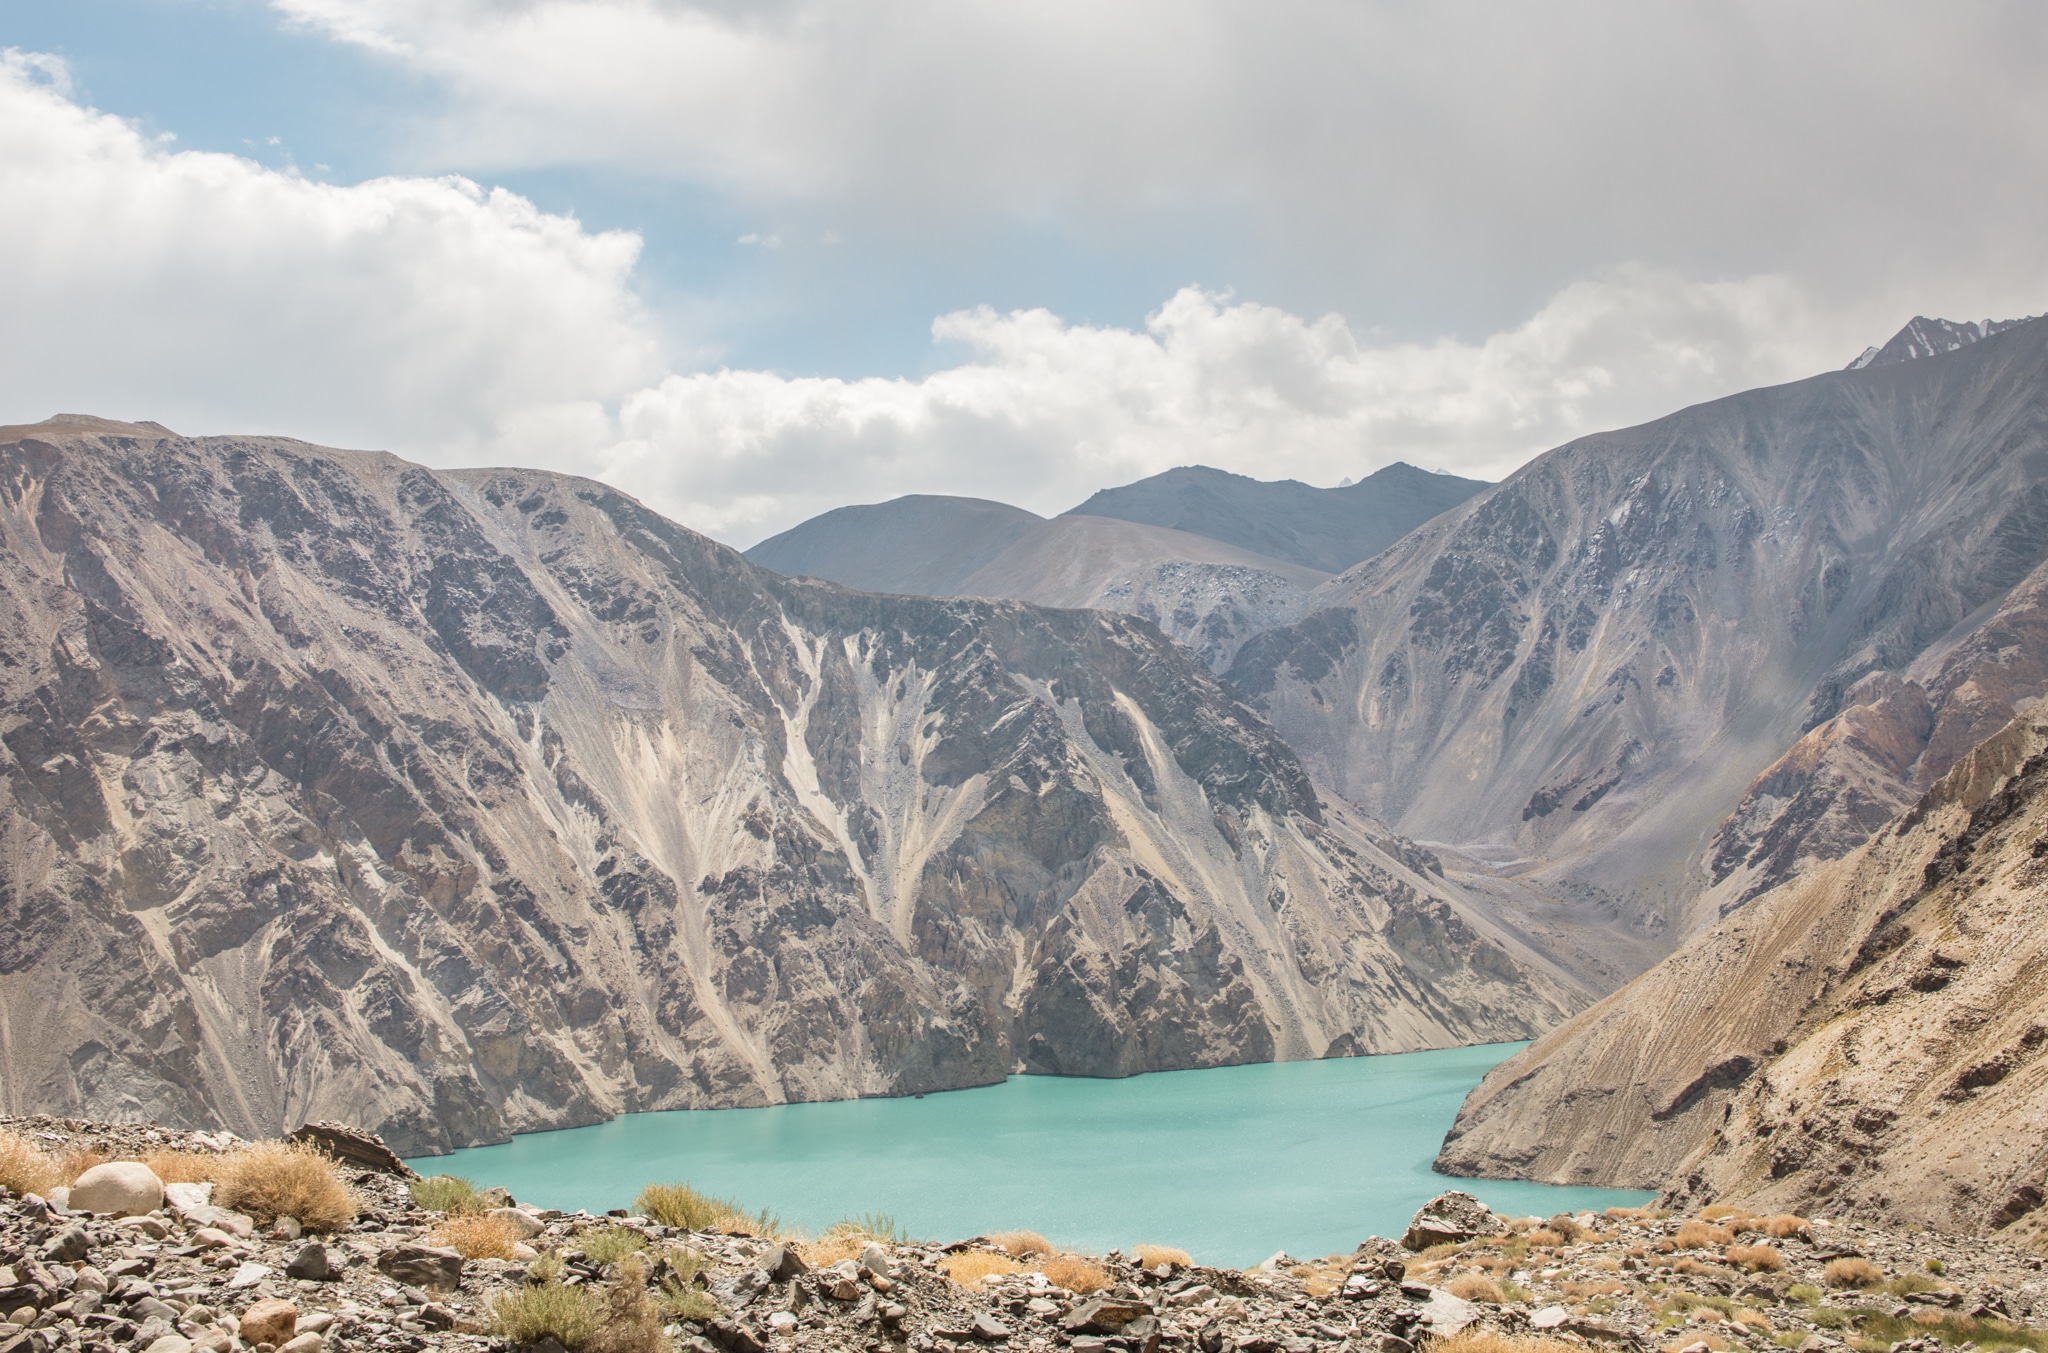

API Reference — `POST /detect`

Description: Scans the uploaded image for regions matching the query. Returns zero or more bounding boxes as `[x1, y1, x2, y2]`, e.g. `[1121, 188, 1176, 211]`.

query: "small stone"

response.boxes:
[766, 1311, 798, 1332]
[295, 1315, 335, 1335]
[238, 1299, 298, 1347]
[41, 1228, 90, 1264]
[189, 1229, 234, 1250]
[181, 1207, 254, 1239]
[510, 1243, 539, 1261]
[827, 1278, 860, 1301]
[417, 1304, 454, 1330]
[276, 1335, 322, 1353]
[1061, 1296, 1150, 1335]
[1532, 1306, 1570, 1330]
[73, 1269, 107, 1296]
[163, 1183, 213, 1213]
[269, 1218, 302, 1242]
[1026, 1298, 1060, 1316]
[374, 1245, 463, 1292]
[191, 1333, 232, 1353]
[121, 1217, 171, 1240]
[69, 1164, 165, 1218]
[970, 1314, 1010, 1341]
[488, 1208, 545, 1241]
[857, 1245, 895, 1282]
[226, 1264, 272, 1291]
[130, 1298, 181, 1323]
[284, 1246, 337, 1283]
[761, 1246, 808, 1282]
[142, 1337, 193, 1353]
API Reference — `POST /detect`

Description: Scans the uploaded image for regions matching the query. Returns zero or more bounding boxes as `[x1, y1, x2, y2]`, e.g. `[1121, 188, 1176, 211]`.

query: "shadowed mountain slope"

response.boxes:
[1436, 709, 2048, 1246]
[1064, 462, 1489, 574]
[1229, 317, 2048, 954]
[0, 419, 1587, 1154]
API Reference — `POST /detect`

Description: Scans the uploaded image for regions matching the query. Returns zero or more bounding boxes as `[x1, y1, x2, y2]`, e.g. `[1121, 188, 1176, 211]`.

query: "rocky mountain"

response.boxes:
[0, 417, 1587, 1155]
[1435, 708, 2048, 1246]
[1228, 315, 2048, 958]
[1848, 314, 2042, 370]
[747, 495, 1331, 672]
[1064, 462, 1489, 575]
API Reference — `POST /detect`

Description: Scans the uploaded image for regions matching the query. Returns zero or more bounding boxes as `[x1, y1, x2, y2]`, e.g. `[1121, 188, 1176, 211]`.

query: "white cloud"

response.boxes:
[0, 51, 1949, 550]
[0, 49, 661, 454]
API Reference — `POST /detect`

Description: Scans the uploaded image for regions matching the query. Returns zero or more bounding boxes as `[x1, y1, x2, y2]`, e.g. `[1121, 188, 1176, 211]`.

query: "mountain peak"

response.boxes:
[1847, 314, 2042, 370]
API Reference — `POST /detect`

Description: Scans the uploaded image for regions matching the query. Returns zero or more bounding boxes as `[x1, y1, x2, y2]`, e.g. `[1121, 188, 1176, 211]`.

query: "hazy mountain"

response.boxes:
[747, 495, 1331, 671]
[1436, 709, 2048, 1246]
[1064, 462, 1489, 574]
[1228, 316, 2048, 967]
[0, 417, 1586, 1154]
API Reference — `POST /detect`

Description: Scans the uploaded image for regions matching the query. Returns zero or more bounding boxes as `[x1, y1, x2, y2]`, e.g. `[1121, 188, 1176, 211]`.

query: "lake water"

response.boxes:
[415, 1043, 1648, 1268]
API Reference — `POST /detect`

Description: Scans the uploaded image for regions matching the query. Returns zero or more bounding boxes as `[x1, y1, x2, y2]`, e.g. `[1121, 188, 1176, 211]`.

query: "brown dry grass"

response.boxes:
[0, 1133, 62, 1197]
[1525, 1229, 1565, 1248]
[990, 1231, 1053, 1259]
[58, 1148, 108, 1183]
[1038, 1254, 1109, 1294]
[1561, 1280, 1629, 1298]
[1700, 1204, 1746, 1222]
[1673, 1222, 1732, 1250]
[1661, 1334, 1733, 1353]
[1824, 1257, 1883, 1289]
[430, 1212, 526, 1260]
[1445, 1274, 1505, 1304]
[941, 1252, 1025, 1285]
[139, 1150, 222, 1185]
[585, 1257, 665, 1353]
[1672, 1258, 1717, 1276]
[1131, 1244, 1191, 1269]
[1288, 1258, 1351, 1299]
[1764, 1215, 1811, 1240]
[1426, 1332, 1587, 1353]
[1726, 1244, 1782, 1273]
[213, 1141, 356, 1232]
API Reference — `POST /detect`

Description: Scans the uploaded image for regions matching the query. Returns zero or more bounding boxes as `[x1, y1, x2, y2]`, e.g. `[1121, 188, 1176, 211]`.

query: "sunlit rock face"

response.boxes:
[0, 417, 1584, 1154]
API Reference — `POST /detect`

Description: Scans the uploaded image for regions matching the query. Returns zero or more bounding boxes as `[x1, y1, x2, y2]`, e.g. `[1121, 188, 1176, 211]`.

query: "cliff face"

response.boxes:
[1436, 710, 2048, 1243]
[1230, 317, 2048, 945]
[0, 418, 1586, 1154]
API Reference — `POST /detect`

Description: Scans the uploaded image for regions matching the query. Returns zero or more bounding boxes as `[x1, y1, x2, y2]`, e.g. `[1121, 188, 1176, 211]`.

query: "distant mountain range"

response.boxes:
[745, 463, 1486, 670]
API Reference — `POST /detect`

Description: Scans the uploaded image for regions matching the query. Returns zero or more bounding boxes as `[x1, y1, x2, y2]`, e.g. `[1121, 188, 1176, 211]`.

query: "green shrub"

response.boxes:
[1787, 1284, 1822, 1305]
[579, 1227, 650, 1266]
[491, 1283, 602, 1349]
[411, 1175, 481, 1214]
[632, 1181, 774, 1234]
[658, 1278, 721, 1323]
[527, 1251, 566, 1283]
[1926, 1258, 1946, 1275]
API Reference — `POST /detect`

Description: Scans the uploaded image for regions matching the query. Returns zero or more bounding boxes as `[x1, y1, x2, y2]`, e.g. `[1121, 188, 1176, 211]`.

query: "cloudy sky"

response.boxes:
[4, 2, 2046, 545]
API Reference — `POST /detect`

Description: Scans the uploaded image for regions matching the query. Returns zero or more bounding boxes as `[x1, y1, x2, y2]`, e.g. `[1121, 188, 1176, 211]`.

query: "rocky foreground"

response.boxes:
[3, 1119, 2048, 1353]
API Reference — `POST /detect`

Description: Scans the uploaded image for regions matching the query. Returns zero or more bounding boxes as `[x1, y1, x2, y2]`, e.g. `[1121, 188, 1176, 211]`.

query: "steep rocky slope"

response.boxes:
[747, 496, 1330, 671]
[0, 417, 1586, 1154]
[1064, 462, 1488, 574]
[1848, 313, 2041, 370]
[1230, 316, 2048, 948]
[1436, 710, 2048, 1244]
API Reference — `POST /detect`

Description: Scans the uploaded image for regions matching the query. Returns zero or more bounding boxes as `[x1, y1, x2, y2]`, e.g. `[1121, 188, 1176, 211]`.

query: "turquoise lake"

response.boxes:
[414, 1042, 1647, 1268]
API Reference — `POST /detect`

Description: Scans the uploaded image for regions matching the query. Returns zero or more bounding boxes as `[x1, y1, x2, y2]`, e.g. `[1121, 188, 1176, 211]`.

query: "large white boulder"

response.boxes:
[69, 1162, 165, 1217]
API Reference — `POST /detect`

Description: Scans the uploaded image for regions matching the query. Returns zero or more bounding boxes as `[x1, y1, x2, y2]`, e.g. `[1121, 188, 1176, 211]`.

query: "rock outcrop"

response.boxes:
[1231, 315, 2048, 954]
[1436, 709, 2048, 1243]
[0, 418, 1584, 1153]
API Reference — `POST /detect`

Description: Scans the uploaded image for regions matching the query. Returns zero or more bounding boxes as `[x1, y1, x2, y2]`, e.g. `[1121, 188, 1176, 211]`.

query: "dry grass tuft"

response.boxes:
[1824, 1257, 1883, 1289]
[410, 1175, 481, 1214]
[1673, 1222, 1732, 1250]
[0, 1132, 63, 1197]
[1427, 1331, 1588, 1353]
[942, 1252, 1026, 1286]
[579, 1228, 650, 1267]
[1726, 1244, 1783, 1273]
[1038, 1254, 1110, 1294]
[1131, 1244, 1192, 1270]
[140, 1150, 222, 1185]
[1662, 1333, 1733, 1353]
[1546, 1215, 1585, 1242]
[991, 1231, 1054, 1259]
[214, 1141, 356, 1232]
[632, 1182, 771, 1235]
[492, 1283, 602, 1349]
[1700, 1204, 1745, 1222]
[1671, 1257, 1716, 1276]
[586, 1256, 666, 1353]
[1525, 1229, 1565, 1248]
[58, 1148, 108, 1183]
[1445, 1274, 1505, 1304]
[430, 1212, 526, 1260]
[1764, 1214, 1811, 1241]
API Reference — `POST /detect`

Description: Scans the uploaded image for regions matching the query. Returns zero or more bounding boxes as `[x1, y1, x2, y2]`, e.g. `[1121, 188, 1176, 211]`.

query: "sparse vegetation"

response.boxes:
[656, 1276, 721, 1324]
[410, 1175, 482, 1214]
[0, 1132, 62, 1197]
[578, 1227, 650, 1267]
[1446, 1274, 1505, 1303]
[1674, 1222, 1733, 1250]
[139, 1150, 220, 1184]
[1525, 1228, 1565, 1248]
[801, 1218, 907, 1265]
[214, 1141, 357, 1232]
[632, 1181, 775, 1235]
[491, 1282, 602, 1349]
[528, 1251, 567, 1284]
[1926, 1258, 1946, 1274]
[1726, 1244, 1783, 1272]
[1038, 1254, 1109, 1294]
[1131, 1244, 1192, 1269]
[1823, 1257, 1884, 1290]
[1887, 1273, 1940, 1297]
[430, 1211, 526, 1260]
[1787, 1284, 1823, 1305]
[585, 1256, 666, 1353]
[1425, 1331, 1591, 1353]
[941, 1251, 1026, 1285]
[1764, 1214, 1811, 1240]
[991, 1230, 1054, 1258]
